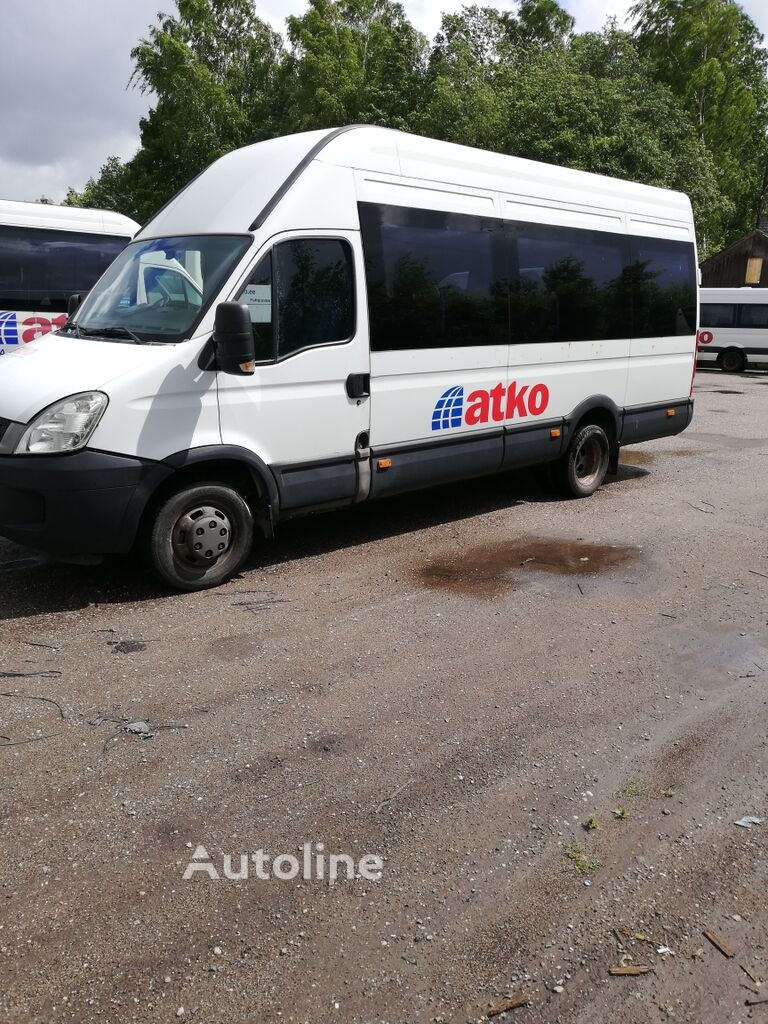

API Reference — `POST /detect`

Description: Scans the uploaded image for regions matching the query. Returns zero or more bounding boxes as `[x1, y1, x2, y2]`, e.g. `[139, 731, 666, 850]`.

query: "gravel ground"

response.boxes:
[0, 368, 767, 1024]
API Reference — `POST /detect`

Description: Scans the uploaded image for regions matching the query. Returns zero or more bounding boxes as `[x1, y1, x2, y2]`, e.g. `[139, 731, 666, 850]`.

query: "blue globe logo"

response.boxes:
[432, 385, 464, 431]
[0, 312, 18, 346]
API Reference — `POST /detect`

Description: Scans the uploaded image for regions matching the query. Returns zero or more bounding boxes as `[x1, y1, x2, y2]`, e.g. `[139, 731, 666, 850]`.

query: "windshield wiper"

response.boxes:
[80, 325, 146, 345]
[58, 321, 82, 338]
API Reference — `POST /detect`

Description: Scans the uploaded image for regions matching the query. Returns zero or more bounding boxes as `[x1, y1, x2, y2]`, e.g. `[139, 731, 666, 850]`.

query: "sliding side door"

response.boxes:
[504, 209, 632, 466]
[358, 200, 509, 498]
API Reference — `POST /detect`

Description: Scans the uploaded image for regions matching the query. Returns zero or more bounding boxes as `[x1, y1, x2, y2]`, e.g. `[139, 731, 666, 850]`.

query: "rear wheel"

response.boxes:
[554, 423, 610, 498]
[718, 348, 746, 373]
[145, 482, 254, 591]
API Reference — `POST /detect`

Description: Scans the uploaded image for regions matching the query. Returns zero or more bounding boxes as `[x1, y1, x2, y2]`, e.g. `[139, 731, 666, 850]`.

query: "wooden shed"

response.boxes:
[700, 226, 768, 287]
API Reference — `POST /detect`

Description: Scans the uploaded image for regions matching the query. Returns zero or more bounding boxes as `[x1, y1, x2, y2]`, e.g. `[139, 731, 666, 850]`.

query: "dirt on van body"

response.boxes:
[1, 369, 767, 1024]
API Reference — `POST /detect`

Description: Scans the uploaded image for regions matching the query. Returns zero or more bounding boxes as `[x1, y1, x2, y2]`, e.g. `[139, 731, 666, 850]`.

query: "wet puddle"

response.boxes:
[418, 537, 639, 598]
[620, 447, 696, 466]
[620, 449, 654, 466]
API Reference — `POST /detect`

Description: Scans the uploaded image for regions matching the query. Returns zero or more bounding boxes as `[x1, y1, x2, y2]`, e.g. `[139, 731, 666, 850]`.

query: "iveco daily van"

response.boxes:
[0, 126, 697, 590]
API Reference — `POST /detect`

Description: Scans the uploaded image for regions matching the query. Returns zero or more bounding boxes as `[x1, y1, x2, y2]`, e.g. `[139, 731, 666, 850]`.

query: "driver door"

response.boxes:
[217, 232, 371, 511]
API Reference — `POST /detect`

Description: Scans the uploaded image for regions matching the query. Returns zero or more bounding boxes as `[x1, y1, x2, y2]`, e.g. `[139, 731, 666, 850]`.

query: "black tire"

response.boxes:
[145, 482, 254, 591]
[553, 423, 610, 498]
[718, 349, 746, 374]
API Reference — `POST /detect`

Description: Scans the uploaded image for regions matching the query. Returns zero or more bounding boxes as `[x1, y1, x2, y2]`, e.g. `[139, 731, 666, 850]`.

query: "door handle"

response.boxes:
[346, 373, 370, 399]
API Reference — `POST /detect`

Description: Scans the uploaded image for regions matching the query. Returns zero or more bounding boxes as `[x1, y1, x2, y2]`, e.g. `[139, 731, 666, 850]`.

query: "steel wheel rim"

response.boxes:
[171, 504, 233, 569]
[574, 436, 604, 487]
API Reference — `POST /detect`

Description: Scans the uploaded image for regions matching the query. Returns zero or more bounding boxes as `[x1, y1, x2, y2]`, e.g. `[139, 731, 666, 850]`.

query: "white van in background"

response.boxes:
[0, 126, 697, 590]
[0, 201, 138, 356]
[697, 287, 768, 372]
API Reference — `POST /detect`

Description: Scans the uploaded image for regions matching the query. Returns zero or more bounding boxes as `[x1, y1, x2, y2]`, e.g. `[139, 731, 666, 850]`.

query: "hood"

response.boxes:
[0, 333, 178, 424]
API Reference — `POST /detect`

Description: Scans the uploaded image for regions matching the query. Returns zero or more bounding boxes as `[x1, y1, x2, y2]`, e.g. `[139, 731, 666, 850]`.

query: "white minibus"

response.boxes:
[0, 127, 697, 590]
[696, 286, 768, 372]
[0, 201, 138, 357]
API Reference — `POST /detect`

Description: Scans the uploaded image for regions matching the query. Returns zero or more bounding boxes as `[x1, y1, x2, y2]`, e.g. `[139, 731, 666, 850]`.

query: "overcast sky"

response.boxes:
[2, 0, 767, 204]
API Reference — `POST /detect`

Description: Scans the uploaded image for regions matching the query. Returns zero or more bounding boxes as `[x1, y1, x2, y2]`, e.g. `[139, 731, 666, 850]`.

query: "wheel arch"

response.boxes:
[564, 396, 621, 448]
[134, 446, 279, 548]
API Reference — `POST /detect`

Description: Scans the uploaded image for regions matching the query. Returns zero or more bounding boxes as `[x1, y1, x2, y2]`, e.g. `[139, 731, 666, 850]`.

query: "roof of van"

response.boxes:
[139, 125, 695, 239]
[0, 199, 139, 237]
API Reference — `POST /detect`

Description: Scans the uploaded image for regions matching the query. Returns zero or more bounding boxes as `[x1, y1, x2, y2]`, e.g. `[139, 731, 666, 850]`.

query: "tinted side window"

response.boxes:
[275, 239, 354, 358]
[738, 303, 768, 328]
[700, 303, 736, 328]
[510, 224, 628, 342]
[235, 240, 354, 361]
[0, 226, 127, 313]
[359, 202, 508, 351]
[629, 238, 697, 337]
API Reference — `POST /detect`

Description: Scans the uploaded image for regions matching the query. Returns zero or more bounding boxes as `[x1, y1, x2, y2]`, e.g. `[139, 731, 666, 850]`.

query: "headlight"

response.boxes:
[16, 392, 108, 454]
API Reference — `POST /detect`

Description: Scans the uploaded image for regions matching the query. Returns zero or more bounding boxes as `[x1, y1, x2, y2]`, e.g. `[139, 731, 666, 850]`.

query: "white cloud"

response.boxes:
[563, 0, 632, 32]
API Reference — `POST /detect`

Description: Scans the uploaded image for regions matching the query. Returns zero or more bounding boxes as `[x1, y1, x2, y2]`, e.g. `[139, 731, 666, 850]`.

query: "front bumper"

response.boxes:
[0, 449, 173, 555]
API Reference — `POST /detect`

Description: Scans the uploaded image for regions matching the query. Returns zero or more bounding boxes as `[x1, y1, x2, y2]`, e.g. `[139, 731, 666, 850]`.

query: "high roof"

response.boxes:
[139, 125, 694, 239]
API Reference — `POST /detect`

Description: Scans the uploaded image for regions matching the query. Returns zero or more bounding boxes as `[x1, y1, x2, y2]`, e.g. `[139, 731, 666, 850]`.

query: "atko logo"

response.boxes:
[0, 311, 66, 347]
[0, 312, 19, 346]
[432, 381, 549, 431]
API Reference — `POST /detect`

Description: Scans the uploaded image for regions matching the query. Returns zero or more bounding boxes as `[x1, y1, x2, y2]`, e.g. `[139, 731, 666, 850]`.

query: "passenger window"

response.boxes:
[236, 239, 354, 361]
[738, 304, 768, 328]
[629, 238, 697, 337]
[701, 303, 736, 328]
[275, 239, 354, 357]
[510, 225, 628, 342]
[359, 202, 508, 351]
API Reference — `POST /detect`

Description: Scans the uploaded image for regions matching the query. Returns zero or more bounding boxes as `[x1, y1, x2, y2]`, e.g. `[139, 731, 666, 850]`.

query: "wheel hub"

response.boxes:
[574, 437, 602, 484]
[172, 505, 232, 565]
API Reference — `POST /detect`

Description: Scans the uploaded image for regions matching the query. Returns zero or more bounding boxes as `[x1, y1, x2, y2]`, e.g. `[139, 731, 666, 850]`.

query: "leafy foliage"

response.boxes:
[631, 0, 768, 247]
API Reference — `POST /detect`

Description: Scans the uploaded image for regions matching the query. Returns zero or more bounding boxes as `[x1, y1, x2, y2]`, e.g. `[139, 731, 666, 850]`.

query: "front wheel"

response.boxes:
[145, 482, 254, 591]
[553, 424, 610, 498]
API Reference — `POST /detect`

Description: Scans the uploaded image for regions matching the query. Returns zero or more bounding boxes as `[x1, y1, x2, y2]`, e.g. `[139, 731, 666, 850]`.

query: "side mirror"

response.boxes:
[213, 301, 255, 375]
[67, 292, 87, 317]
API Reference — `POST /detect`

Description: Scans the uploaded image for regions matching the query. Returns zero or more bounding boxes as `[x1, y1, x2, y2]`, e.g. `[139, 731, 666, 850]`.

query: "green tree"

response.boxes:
[128, 0, 286, 220]
[63, 156, 138, 219]
[418, 7, 511, 150]
[283, 0, 428, 129]
[631, 0, 768, 243]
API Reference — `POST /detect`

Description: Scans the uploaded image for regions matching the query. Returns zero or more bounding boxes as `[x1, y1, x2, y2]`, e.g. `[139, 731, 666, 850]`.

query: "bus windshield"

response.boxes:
[73, 235, 251, 344]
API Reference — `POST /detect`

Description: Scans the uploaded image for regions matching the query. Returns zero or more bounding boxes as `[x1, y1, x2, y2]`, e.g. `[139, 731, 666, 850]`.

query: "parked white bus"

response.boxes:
[0, 126, 697, 590]
[697, 287, 768, 372]
[0, 201, 138, 358]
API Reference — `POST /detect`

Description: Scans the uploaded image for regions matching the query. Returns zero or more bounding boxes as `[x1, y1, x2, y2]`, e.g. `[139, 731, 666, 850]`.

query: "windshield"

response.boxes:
[73, 235, 251, 343]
